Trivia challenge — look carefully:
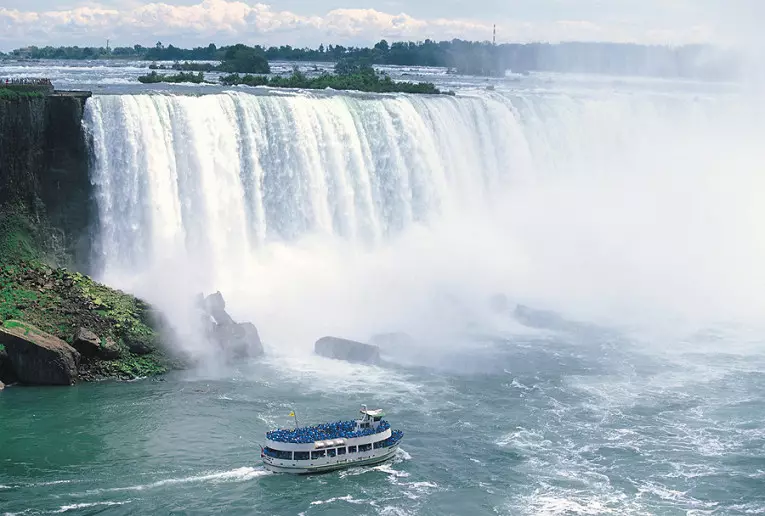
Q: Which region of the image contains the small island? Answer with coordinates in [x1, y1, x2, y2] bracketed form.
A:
[137, 57, 451, 95]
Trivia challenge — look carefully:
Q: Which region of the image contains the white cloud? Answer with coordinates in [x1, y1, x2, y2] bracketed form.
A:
[0, 0, 725, 51]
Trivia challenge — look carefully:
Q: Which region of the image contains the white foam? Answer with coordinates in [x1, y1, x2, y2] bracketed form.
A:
[82, 467, 270, 494]
[310, 495, 368, 506]
[54, 501, 131, 513]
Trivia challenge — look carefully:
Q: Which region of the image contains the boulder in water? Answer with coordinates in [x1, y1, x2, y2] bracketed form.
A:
[315, 337, 380, 364]
[0, 380, 4, 390]
[0, 321, 80, 385]
[514, 304, 569, 330]
[213, 321, 264, 358]
[369, 332, 415, 356]
[72, 327, 101, 357]
[203, 291, 235, 326]
[198, 291, 265, 360]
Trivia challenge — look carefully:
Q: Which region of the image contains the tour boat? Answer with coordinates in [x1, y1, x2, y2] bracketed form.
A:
[261, 406, 404, 474]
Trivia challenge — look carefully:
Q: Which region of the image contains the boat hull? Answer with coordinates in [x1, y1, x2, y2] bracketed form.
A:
[262, 444, 399, 475]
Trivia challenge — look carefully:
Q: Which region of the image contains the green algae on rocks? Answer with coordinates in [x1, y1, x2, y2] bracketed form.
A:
[0, 261, 181, 383]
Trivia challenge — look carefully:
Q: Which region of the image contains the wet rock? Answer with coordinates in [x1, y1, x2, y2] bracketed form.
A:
[0, 321, 80, 385]
[203, 291, 235, 326]
[0, 380, 4, 390]
[315, 337, 380, 364]
[213, 321, 264, 358]
[198, 291, 265, 360]
[124, 331, 155, 355]
[99, 337, 121, 360]
[72, 327, 100, 357]
[514, 304, 570, 330]
[0, 344, 16, 384]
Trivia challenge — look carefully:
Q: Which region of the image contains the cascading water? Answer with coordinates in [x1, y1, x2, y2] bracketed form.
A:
[83, 85, 765, 358]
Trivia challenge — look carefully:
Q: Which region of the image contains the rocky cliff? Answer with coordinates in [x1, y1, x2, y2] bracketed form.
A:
[0, 92, 93, 270]
[0, 93, 185, 385]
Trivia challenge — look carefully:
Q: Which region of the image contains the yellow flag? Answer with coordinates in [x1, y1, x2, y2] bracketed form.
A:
[289, 411, 295, 417]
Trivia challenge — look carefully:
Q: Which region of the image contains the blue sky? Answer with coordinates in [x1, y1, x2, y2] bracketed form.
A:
[0, 0, 757, 51]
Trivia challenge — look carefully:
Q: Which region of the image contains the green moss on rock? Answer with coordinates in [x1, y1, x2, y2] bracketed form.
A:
[0, 261, 180, 381]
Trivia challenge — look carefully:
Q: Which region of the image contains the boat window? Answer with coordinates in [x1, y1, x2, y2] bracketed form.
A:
[294, 451, 310, 460]
[337, 447, 346, 455]
[373, 440, 385, 449]
[348, 446, 357, 453]
[311, 450, 326, 459]
[358, 444, 372, 452]
[264, 447, 293, 460]
[327, 448, 337, 457]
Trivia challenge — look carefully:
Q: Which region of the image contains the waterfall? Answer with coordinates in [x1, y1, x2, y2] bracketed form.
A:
[85, 91, 529, 277]
[83, 87, 765, 352]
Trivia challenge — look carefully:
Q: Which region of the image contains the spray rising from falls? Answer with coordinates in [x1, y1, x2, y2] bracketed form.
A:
[84, 87, 765, 357]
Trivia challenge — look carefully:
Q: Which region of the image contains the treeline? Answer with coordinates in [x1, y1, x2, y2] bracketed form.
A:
[2, 40, 739, 79]
[138, 59, 449, 95]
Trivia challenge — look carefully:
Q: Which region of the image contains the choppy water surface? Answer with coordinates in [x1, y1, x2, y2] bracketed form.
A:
[2, 328, 764, 515]
[0, 59, 763, 514]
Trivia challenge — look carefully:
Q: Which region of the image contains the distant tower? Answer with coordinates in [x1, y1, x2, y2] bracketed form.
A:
[493, 24, 496, 45]
[106, 39, 110, 54]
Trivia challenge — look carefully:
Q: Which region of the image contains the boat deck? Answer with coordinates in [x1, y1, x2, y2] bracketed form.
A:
[267, 419, 391, 444]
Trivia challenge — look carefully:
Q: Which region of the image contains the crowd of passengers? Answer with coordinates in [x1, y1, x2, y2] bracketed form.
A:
[2, 78, 52, 85]
[263, 430, 404, 460]
[267, 419, 391, 443]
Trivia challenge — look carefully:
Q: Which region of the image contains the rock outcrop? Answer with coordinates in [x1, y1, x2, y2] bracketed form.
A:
[72, 327, 100, 357]
[0, 321, 80, 385]
[315, 337, 380, 364]
[198, 291, 264, 359]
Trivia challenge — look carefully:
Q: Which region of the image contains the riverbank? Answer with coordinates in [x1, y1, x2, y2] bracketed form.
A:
[0, 259, 179, 385]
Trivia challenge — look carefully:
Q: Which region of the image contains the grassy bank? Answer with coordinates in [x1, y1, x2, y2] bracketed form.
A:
[0, 208, 178, 381]
[0, 88, 45, 100]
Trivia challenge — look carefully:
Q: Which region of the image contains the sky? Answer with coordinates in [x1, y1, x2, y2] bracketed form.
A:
[0, 0, 759, 51]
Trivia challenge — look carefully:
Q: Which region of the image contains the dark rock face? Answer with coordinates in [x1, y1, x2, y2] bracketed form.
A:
[213, 321, 264, 358]
[315, 337, 380, 364]
[199, 291, 264, 359]
[0, 321, 80, 385]
[0, 95, 93, 269]
[0, 345, 17, 384]
[124, 332, 155, 355]
[72, 327, 100, 357]
[203, 291, 236, 326]
[100, 337, 121, 360]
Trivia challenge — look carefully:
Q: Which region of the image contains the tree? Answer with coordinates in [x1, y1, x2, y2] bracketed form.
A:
[219, 44, 270, 74]
[374, 40, 389, 52]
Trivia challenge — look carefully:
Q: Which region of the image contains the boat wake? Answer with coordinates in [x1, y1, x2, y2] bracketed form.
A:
[77, 466, 271, 495]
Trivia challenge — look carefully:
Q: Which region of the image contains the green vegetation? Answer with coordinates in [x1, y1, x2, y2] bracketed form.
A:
[217, 44, 270, 74]
[137, 71, 207, 84]
[2, 40, 737, 79]
[221, 70, 446, 95]
[0, 260, 177, 380]
[0, 206, 45, 265]
[0, 88, 45, 100]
